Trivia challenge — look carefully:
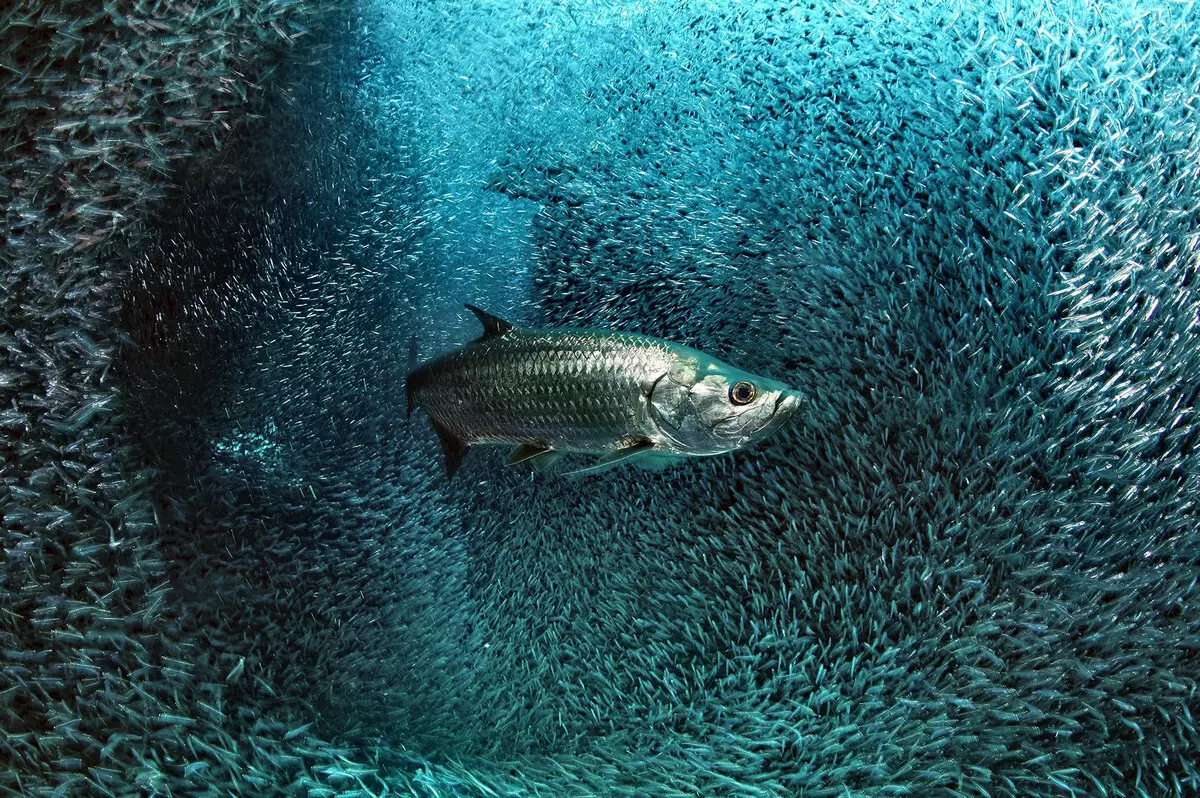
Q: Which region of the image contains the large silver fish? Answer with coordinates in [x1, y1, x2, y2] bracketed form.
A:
[406, 305, 802, 476]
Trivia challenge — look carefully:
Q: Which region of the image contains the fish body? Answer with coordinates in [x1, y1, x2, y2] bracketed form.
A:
[406, 306, 801, 476]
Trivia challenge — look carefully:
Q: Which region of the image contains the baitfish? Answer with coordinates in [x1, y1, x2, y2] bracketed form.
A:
[406, 305, 802, 477]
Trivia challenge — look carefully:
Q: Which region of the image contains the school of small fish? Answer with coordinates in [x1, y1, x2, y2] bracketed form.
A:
[3, 0, 1200, 796]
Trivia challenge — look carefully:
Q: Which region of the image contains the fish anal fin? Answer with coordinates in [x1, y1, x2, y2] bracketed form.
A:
[565, 439, 656, 477]
[507, 442, 553, 466]
[465, 304, 516, 339]
[430, 418, 469, 477]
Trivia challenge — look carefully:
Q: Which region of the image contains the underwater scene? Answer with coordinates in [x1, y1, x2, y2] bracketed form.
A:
[3, 0, 1200, 795]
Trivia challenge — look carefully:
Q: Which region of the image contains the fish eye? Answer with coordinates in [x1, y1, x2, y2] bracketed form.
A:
[729, 381, 755, 405]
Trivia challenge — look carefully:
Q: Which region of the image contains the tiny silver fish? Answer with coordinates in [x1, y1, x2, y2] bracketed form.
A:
[406, 305, 802, 476]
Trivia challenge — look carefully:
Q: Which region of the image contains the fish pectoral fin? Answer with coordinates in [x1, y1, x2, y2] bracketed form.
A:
[429, 419, 469, 478]
[507, 442, 553, 466]
[564, 439, 657, 477]
[636, 453, 688, 471]
[465, 304, 516, 339]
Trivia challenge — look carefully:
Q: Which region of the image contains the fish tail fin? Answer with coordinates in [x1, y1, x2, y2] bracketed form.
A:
[405, 337, 419, 420]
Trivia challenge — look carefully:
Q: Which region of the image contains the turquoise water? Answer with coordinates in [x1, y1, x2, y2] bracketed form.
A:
[6, 0, 1200, 795]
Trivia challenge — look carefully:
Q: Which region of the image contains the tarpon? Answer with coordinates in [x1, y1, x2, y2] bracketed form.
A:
[406, 305, 802, 476]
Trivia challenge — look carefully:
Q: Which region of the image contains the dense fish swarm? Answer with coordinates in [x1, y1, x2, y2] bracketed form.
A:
[7, 0, 1200, 796]
[0, 1, 392, 795]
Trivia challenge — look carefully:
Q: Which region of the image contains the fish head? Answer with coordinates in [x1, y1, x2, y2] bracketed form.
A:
[648, 348, 802, 455]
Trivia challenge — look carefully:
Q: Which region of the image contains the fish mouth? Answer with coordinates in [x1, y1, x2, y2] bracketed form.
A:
[714, 389, 803, 444]
[763, 389, 802, 433]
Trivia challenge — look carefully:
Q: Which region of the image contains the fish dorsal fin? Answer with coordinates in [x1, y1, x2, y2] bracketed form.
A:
[430, 418, 469, 477]
[565, 439, 656, 477]
[465, 304, 515, 339]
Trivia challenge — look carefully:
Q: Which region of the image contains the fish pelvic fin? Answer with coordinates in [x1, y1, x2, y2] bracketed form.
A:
[430, 418, 469, 478]
[465, 304, 516, 339]
[531, 451, 564, 471]
[507, 442, 553, 466]
[564, 439, 656, 477]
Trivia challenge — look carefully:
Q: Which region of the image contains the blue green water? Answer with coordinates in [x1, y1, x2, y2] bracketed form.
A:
[5, 0, 1200, 795]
